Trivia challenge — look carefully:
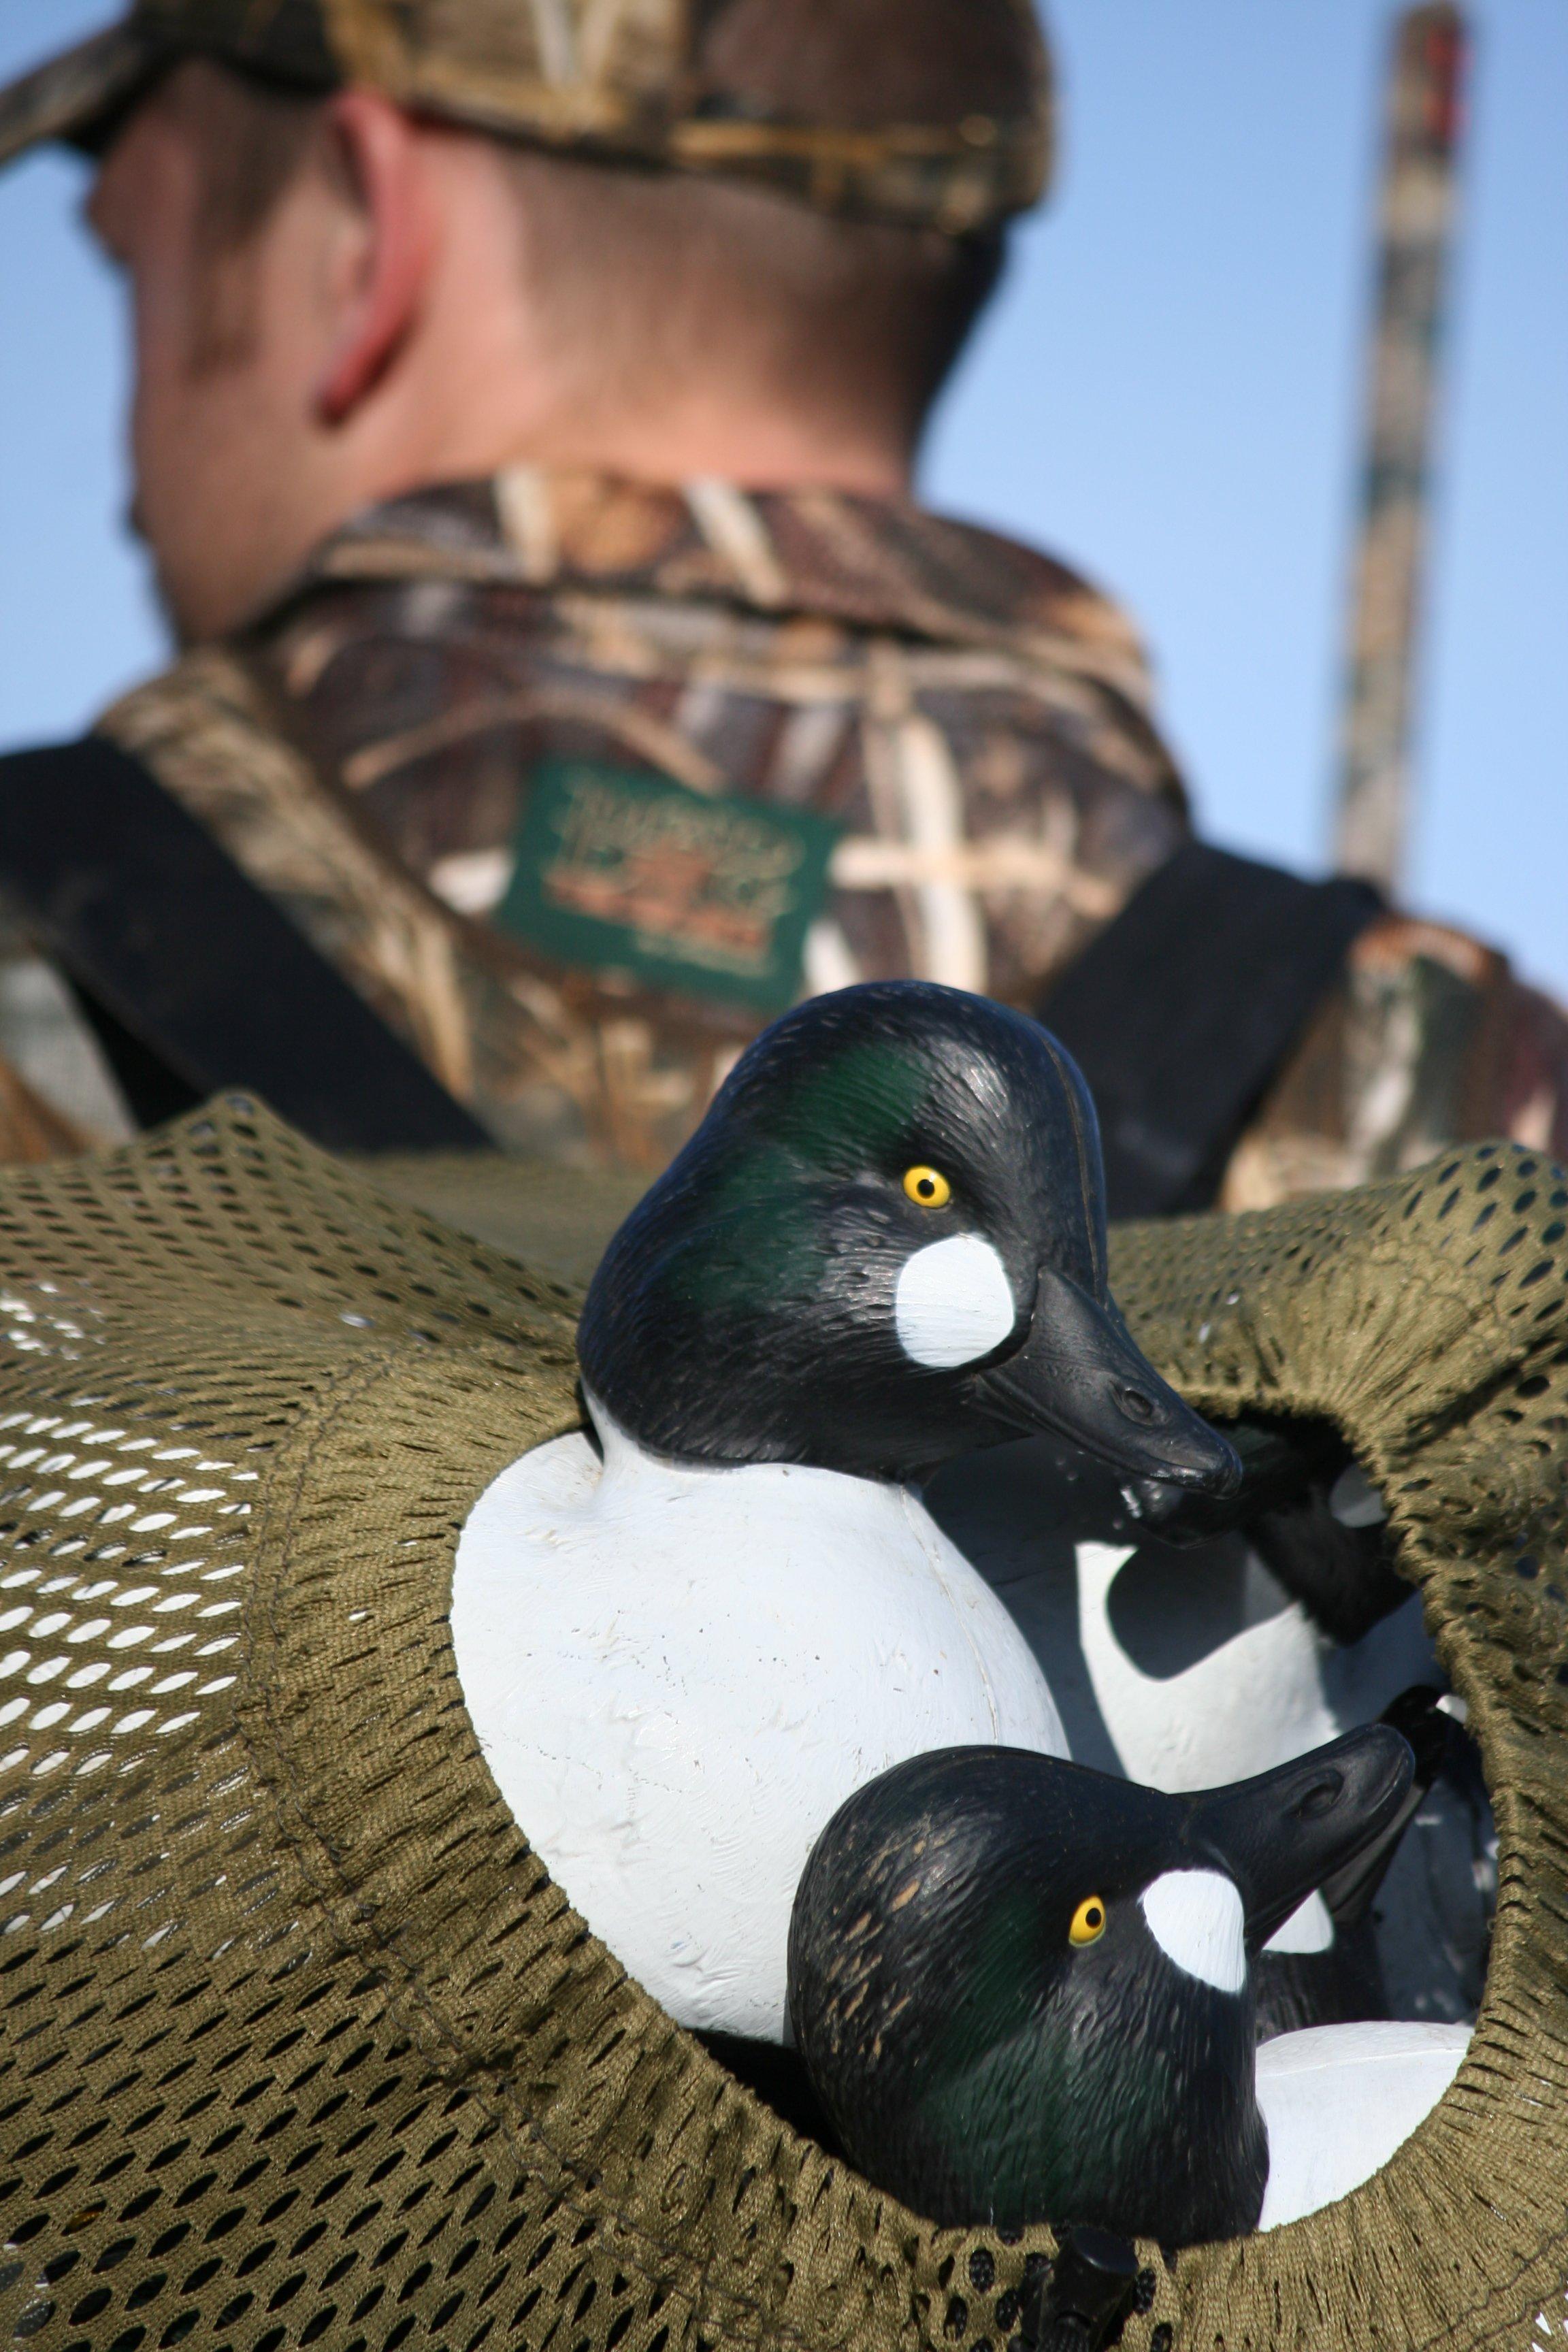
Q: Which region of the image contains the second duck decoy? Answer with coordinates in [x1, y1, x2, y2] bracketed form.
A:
[789, 1725, 1446, 2244]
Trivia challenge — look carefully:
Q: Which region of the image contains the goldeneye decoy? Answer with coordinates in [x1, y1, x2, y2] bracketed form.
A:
[787, 1727, 1458, 2244]
[451, 982, 1239, 2040]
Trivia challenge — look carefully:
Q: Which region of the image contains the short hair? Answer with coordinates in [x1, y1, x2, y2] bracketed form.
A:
[153, 0, 1040, 430]
[502, 154, 1005, 455]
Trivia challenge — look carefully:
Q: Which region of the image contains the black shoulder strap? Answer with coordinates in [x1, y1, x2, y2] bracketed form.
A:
[0, 736, 490, 1154]
[1038, 840, 1383, 1219]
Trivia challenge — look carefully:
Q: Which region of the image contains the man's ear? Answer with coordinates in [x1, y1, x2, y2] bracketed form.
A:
[314, 89, 437, 426]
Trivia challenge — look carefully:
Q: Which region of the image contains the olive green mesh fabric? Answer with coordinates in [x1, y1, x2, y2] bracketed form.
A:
[348, 1154, 648, 1288]
[0, 1100, 1560, 2349]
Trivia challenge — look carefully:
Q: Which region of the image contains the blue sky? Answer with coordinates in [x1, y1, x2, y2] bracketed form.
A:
[2, 0, 1565, 994]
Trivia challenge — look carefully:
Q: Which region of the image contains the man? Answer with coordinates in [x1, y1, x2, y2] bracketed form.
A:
[0, 0, 1564, 1203]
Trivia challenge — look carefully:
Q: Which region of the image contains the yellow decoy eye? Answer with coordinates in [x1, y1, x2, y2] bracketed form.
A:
[1069, 1896, 1107, 1946]
[903, 1165, 951, 1208]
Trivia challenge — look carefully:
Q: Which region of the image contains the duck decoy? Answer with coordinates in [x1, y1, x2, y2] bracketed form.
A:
[451, 982, 1239, 2040]
[923, 1384, 1439, 1831]
[787, 1725, 1467, 2244]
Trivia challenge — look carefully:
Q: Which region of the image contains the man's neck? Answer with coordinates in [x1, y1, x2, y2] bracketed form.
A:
[508, 414, 913, 501]
[383, 395, 915, 506]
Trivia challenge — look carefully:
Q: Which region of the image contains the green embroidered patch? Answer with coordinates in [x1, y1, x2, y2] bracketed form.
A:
[496, 758, 840, 1011]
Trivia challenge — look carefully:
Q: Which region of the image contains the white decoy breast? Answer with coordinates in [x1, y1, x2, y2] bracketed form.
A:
[1255, 2021, 1472, 2228]
[451, 1399, 1065, 2041]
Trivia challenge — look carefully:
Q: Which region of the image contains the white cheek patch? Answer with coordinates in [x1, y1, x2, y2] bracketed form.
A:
[894, 1233, 1016, 1370]
[1141, 1869, 1247, 1993]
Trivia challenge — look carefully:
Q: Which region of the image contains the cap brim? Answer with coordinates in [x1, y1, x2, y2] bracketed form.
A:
[0, 21, 154, 174]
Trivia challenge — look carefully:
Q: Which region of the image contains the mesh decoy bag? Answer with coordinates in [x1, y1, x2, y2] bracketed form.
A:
[0, 1098, 1561, 2351]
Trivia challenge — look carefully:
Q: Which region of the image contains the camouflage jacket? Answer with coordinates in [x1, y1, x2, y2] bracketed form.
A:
[48, 468, 1568, 1194]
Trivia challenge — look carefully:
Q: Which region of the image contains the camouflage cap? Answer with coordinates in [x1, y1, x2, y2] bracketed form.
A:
[0, 0, 1053, 233]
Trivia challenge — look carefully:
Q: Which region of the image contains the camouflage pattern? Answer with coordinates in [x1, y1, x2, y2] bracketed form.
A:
[0, 0, 1051, 234]
[0, 1056, 94, 1165]
[1220, 911, 1568, 1208]
[81, 468, 1568, 1198]
[99, 470, 1186, 1169]
[0, 917, 135, 1156]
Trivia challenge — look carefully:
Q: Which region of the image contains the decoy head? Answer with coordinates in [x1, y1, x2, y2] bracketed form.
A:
[787, 1725, 1414, 2243]
[578, 981, 1241, 1488]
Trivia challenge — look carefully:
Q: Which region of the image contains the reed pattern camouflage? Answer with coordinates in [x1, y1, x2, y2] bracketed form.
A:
[78, 470, 1567, 1192]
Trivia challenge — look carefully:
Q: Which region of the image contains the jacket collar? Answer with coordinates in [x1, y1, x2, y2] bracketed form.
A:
[280, 469, 1159, 716]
